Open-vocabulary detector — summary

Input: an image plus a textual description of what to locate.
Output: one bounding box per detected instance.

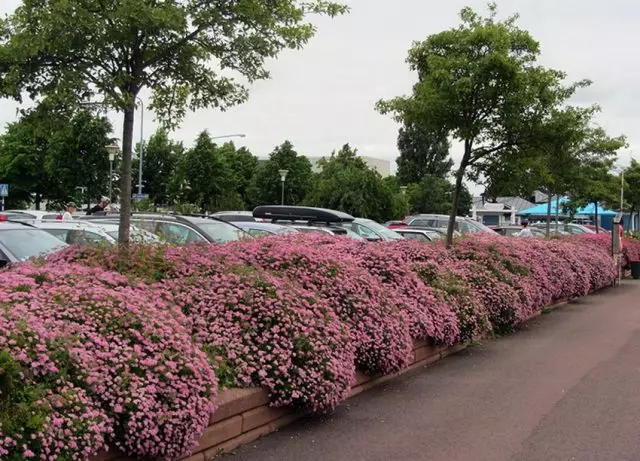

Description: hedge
[0,232,632,460]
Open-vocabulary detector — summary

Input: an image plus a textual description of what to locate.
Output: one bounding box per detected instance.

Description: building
[471,196,535,227]
[306,156,392,177]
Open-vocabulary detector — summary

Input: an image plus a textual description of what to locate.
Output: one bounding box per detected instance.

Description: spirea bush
[0,232,618,460]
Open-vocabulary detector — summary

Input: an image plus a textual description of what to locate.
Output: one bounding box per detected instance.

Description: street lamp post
[106,145,119,203]
[136,97,144,196]
[621,170,625,213]
[279,169,289,205]
[211,133,247,140]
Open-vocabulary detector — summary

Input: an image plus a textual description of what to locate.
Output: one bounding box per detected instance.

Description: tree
[625,160,640,230]
[219,142,258,209]
[171,131,232,212]
[47,111,114,210]
[0,103,113,210]
[0,108,59,209]
[305,144,396,222]
[396,123,453,184]
[135,129,182,207]
[569,128,626,232]
[406,175,472,216]
[249,141,312,207]
[377,4,579,246]
[0,0,348,245]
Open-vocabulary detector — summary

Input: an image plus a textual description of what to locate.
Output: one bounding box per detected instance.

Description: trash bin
[631,261,640,280]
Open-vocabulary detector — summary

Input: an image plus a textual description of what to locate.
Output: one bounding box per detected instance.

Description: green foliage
[0,0,348,244]
[137,130,183,207]
[219,142,259,209]
[305,144,396,222]
[0,104,113,210]
[249,141,312,206]
[0,351,50,454]
[625,160,640,216]
[377,4,578,245]
[170,131,232,212]
[406,175,472,216]
[396,123,453,184]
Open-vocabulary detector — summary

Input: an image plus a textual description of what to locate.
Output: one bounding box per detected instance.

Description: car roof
[0,220,40,230]
[253,205,355,223]
[232,221,292,231]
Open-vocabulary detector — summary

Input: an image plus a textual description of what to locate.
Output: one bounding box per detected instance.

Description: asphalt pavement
[223,281,640,461]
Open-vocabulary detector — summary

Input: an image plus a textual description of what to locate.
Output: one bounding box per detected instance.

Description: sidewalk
[224,282,640,461]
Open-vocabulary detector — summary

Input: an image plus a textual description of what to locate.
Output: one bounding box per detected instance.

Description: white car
[29,220,117,246]
[2,210,62,222]
[89,221,161,244]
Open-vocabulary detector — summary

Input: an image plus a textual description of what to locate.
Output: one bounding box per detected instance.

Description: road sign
[0,184,7,197]
[132,193,149,201]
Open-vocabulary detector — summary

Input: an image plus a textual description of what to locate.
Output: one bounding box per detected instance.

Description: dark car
[81,213,248,245]
[0,219,68,266]
[252,205,367,240]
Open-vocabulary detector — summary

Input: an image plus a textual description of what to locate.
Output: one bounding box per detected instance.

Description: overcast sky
[0,0,637,189]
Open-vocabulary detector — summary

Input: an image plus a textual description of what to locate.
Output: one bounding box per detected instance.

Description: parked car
[531,222,595,235]
[81,213,248,244]
[2,210,61,221]
[291,224,365,240]
[338,218,404,241]
[252,205,367,241]
[403,214,496,234]
[89,222,161,244]
[583,225,610,233]
[394,227,453,242]
[385,220,408,229]
[231,221,299,238]
[0,219,68,266]
[493,225,546,237]
[211,211,257,223]
[29,220,117,245]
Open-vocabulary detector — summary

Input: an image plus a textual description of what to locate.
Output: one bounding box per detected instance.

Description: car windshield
[196,222,247,243]
[0,229,67,261]
[352,219,404,240]
[459,219,494,234]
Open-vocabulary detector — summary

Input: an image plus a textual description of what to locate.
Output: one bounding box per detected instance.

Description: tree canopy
[136,129,183,207]
[396,124,453,184]
[377,4,580,245]
[406,175,472,217]
[305,144,396,222]
[250,141,312,207]
[0,105,113,210]
[0,0,348,244]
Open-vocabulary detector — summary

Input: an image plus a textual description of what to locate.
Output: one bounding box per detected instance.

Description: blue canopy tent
[518,199,618,230]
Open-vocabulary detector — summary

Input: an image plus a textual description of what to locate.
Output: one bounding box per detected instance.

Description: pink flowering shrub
[0,230,620,460]
[226,235,414,375]
[0,264,215,461]
[158,267,354,412]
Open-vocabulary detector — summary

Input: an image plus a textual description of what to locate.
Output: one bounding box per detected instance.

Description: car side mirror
[366,236,382,242]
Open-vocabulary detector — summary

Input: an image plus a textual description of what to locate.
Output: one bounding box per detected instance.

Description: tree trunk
[594,201,599,233]
[630,204,635,232]
[545,191,552,238]
[118,104,135,247]
[35,192,41,211]
[446,143,470,248]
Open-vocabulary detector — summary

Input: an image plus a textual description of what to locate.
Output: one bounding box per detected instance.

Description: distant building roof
[472,196,535,212]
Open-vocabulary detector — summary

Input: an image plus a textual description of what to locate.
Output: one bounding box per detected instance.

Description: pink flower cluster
[1,232,618,460]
